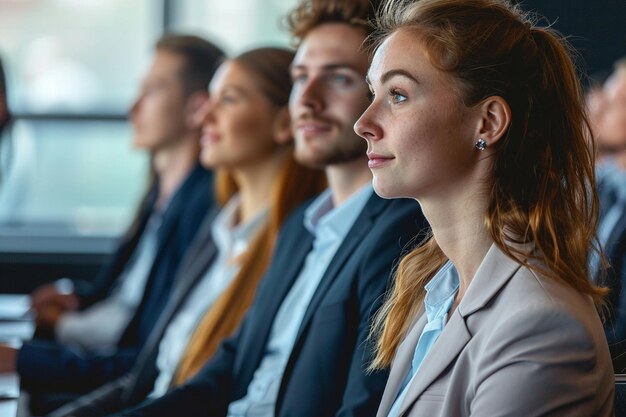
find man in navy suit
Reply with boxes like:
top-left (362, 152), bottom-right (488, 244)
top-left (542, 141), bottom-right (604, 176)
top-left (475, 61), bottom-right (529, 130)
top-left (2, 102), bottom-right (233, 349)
top-left (87, 1), bottom-right (427, 417)
top-left (594, 58), bottom-right (626, 366)
top-left (0, 34), bottom-right (223, 415)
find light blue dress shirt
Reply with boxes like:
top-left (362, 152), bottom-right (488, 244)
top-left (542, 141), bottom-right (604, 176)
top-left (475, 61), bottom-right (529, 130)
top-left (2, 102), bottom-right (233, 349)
top-left (227, 184), bottom-right (373, 417)
top-left (387, 260), bottom-right (459, 417)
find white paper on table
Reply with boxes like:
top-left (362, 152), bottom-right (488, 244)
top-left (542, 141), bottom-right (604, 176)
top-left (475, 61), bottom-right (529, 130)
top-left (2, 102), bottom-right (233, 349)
top-left (0, 295), bottom-right (32, 321)
top-left (0, 322), bottom-right (34, 342)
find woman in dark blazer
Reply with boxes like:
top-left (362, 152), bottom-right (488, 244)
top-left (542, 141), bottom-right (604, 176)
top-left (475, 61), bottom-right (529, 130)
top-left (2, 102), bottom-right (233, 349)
top-left (354, 0), bottom-right (614, 415)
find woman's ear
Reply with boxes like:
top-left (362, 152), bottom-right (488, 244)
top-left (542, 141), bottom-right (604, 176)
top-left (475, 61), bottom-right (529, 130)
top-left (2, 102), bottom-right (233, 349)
top-left (272, 107), bottom-right (293, 145)
top-left (185, 90), bottom-right (209, 129)
top-left (476, 96), bottom-right (511, 147)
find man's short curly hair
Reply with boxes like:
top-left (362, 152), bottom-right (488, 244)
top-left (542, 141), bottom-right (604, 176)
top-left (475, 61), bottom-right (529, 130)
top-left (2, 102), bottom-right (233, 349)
top-left (285, 0), bottom-right (380, 45)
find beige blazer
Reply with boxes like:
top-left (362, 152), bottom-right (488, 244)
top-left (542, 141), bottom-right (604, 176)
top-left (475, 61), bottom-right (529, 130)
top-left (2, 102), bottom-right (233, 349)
top-left (377, 244), bottom-right (614, 417)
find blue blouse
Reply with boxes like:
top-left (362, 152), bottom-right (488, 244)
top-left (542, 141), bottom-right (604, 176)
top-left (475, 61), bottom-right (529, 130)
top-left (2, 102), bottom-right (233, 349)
top-left (387, 260), bottom-right (459, 417)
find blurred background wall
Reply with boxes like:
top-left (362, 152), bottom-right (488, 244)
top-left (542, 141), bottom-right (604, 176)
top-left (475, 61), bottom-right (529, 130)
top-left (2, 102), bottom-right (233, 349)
top-left (0, 0), bottom-right (622, 292)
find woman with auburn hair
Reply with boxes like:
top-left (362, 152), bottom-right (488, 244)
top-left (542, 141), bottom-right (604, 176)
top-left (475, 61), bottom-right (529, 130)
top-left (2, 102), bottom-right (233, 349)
top-left (354, 0), bottom-right (614, 416)
top-left (168, 47), bottom-right (327, 387)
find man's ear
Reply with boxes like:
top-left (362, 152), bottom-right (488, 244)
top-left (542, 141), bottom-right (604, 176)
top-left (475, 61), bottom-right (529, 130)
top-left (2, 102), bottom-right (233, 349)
top-left (475, 96), bottom-right (511, 147)
top-left (185, 90), bottom-right (209, 129)
top-left (272, 107), bottom-right (293, 145)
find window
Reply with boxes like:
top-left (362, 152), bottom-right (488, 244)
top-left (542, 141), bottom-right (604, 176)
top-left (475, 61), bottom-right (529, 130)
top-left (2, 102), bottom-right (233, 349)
top-left (0, 0), bottom-right (297, 249)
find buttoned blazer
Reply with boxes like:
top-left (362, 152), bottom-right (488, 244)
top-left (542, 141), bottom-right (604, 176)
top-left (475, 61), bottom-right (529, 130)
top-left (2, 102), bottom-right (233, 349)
top-left (110, 194), bottom-right (427, 417)
top-left (377, 244), bottom-right (614, 417)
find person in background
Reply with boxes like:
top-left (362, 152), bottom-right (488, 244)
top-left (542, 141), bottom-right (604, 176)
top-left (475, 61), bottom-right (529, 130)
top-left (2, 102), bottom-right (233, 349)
top-left (592, 58), bottom-right (626, 364)
top-left (355, 0), bottom-right (613, 415)
top-left (47, 46), bottom-right (326, 417)
top-left (0, 34), bottom-right (224, 415)
top-left (96, 0), bottom-right (429, 416)
top-left (29, 35), bottom-right (223, 351)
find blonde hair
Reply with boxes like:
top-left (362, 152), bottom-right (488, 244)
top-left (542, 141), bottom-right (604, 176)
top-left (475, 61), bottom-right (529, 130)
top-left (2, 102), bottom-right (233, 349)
top-left (173, 48), bottom-right (327, 383)
top-left (369, 0), bottom-right (607, 370)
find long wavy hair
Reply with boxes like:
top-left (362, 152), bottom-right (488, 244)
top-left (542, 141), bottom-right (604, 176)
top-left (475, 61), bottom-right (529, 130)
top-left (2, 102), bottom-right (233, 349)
top-left (369, 0), bottom-right (608, 370)
top-left (174, 48), bottom-right (327, 383)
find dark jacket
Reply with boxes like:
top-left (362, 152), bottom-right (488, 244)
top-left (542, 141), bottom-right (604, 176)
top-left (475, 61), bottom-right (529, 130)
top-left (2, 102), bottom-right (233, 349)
top-left (18, 164), bottom-right (214, 395)
top-left (45, 207), bottom-right (221, 417)
top-left (109, 194), bottom-right (427, 417)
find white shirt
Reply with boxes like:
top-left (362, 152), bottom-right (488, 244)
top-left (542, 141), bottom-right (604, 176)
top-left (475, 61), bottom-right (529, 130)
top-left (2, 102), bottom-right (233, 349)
top-left (150, 196), bottom-right (268, 397)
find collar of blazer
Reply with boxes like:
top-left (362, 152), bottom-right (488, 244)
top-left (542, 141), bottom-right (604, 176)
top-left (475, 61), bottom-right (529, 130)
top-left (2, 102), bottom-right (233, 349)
top-left (388, 243), bottom-right (526, 417)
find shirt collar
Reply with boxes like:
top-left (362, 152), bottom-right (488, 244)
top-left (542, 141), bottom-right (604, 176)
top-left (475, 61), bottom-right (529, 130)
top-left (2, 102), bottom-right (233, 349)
top-left (424, 261), bottom-right (460, 323)
top-left (212, 194), bottom-right (268, 257)
top-left (304, 183), bottom-right (373, 239)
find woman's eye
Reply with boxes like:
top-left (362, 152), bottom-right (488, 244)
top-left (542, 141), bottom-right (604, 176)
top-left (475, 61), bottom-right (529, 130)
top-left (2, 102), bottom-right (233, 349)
top-left (367, 90), bottom-right (375, 102)
top-left (389, 89), bottom-right (407, 104)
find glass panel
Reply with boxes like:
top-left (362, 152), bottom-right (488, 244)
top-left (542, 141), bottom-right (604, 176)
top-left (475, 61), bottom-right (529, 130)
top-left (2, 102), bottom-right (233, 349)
top-left (0, 0), bottom-right (157, 242)
top-left (0, 119), bottom-right (149, 236)
top-left (0, 0), bottom-right (160, 114)
top-left (168, 0), bottom-right (299, 54)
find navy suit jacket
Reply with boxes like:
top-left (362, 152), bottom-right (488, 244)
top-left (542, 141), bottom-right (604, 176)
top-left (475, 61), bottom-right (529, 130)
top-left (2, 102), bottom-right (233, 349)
top-left (72, 182), bottom-right (159, 310)
top-left (18, 164), bottom-right (214, 394)
top-left (45, 209), bottom-right (221, 417)
top-left (602, 212), bottom-right (626, 369)
top-left (113, 193), bottom-right (428, 417)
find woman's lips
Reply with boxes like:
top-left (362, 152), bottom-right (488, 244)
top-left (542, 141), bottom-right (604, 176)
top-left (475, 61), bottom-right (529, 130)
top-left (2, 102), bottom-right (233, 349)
top-left (367, 152), bottom-right (394, 168)
top-left (200, 130), bottom-right (220, 146)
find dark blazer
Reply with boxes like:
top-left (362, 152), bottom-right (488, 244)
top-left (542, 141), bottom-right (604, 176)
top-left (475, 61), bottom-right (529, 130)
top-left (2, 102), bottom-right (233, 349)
top-left (72, 183), bottom-right (159, 310)
top-left (17, 164), bottom-right (214, 396)
top-left (110, 193), bottom-right (427, 417)
top-left (602, 211), bottom-right (626, 368)
top-left (46, 209), bottom-right (221, 417)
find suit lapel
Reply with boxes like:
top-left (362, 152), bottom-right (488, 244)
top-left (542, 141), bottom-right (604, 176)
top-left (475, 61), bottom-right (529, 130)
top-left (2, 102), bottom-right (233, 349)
top-left (128, 219), bottom-right (219, 399)
top-left (606, 209), bottom-right (626, 261)
top-left (241, 224), bottom-right (315, 378)
top-left (376, 312), bottom-right (426, 417)
top-left (293, 194), bottom-right (385, 342)
top-left (397, 244), bottom-right (523, 415)
top-left (150, 208), bottom-right (220, 330)
top-left (152, 164), bottom-right (207, 262)
top-left (397, 310), bottom-right (471, 416)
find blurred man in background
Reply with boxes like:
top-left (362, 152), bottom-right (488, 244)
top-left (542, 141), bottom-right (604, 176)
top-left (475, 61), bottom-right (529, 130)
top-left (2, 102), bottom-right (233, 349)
top-left (0, 34), bottom-right (224, 415)
top-left (592, 57), bottom-right (626, 365)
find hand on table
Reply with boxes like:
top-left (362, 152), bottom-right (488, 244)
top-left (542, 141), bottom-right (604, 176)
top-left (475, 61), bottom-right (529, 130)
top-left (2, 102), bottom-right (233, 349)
top-left (0, 345), bottom-right (17, 373)
top-left (30, 283), bottom-right (79, 328)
